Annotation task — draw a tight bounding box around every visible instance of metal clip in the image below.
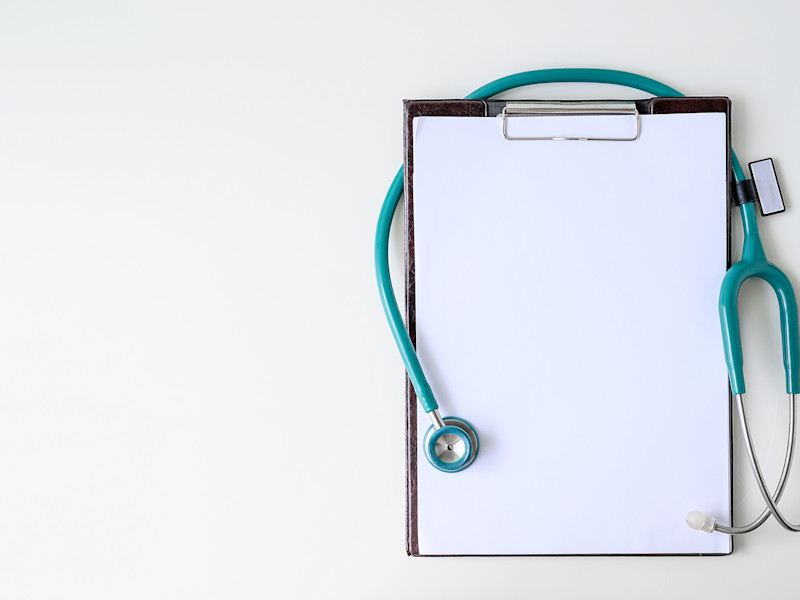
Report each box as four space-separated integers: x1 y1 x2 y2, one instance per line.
500 101 640 141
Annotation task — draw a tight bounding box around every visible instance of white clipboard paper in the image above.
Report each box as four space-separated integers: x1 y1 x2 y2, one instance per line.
404 98 732 556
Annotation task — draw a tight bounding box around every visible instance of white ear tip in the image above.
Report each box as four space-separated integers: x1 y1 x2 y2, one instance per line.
686 510 716 533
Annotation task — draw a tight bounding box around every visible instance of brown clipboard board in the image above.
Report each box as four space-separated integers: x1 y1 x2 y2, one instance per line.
403 96 733 556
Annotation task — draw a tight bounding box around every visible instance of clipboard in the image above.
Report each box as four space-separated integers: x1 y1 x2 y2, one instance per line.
403 97 733 556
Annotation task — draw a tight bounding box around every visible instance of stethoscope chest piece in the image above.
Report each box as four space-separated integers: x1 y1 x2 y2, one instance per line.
423 417 480 473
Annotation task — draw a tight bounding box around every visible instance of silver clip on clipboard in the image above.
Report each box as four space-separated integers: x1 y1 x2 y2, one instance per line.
500 101 640 141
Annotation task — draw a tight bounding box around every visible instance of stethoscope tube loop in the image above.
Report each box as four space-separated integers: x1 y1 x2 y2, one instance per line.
376 68 747 420
736 393 800 532
377 68 797 508
711 393 797 534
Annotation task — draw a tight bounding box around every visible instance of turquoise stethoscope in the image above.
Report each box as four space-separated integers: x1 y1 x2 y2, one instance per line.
375 68 800 534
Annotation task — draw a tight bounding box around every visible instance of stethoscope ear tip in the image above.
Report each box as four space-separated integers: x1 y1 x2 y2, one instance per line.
686 510 716 533
423 417 480 473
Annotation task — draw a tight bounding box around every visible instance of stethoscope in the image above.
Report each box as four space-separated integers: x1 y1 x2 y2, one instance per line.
375 68 800 534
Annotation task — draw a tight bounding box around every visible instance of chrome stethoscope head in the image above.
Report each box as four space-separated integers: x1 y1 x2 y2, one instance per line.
423 411 480 473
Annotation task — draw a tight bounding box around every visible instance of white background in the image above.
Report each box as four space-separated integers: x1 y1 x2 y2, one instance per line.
1 0 799 598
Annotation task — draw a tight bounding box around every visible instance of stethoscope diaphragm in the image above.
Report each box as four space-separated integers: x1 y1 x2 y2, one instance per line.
423 417 480 473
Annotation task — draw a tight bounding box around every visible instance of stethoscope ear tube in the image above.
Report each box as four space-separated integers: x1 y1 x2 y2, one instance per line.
735 393 800 531
689 393 798 534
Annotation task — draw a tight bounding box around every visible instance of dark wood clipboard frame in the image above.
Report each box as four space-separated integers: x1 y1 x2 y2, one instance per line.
403 97 734 557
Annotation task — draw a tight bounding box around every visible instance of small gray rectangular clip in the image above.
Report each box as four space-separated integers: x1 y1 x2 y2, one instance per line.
749 158 785 216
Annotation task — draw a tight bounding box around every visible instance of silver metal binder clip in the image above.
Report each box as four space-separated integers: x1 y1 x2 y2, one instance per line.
500 101 640 141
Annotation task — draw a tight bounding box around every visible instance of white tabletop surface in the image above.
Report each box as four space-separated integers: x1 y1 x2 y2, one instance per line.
1 1 800 598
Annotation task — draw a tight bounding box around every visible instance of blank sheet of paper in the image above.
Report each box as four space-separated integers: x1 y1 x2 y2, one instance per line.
411 113 731 555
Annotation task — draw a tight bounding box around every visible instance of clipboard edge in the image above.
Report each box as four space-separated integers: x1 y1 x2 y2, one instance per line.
403 99 487 556
403 96 734 557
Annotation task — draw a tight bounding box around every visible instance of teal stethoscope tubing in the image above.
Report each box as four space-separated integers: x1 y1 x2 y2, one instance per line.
376 68 800 532
375 67 756 416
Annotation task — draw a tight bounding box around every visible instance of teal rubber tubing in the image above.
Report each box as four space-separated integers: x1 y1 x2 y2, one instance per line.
376 167 439 412
719 202 800 394
376 68 747 413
